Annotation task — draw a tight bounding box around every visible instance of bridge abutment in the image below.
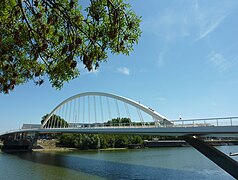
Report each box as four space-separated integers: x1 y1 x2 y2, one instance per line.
1 132 38 152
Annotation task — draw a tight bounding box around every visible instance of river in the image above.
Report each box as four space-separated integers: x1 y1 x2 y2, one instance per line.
0 146 238 180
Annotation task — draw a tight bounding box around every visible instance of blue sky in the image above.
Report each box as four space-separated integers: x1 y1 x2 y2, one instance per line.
1 0 238 133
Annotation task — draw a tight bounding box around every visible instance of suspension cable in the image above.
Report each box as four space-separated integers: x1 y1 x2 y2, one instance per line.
50 113 55 128
46 114 50 128
57 107 62 128
49 114 53 128
60 104 65 128
115 99 120 118
136 108 144 125
139 109 144 124
77 98 80 127
62 103 65 128
65 102 69 128
94 96 97 124
88 96 90 124
124 102 131 120
100 96 104 124
107 97 112 121
47 114 51 128
68 100 73 127
83 96 85 126
55 111 59 128
52 111 56 128
73 99 77 128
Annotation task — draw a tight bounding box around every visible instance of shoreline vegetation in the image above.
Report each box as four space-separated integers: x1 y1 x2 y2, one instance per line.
33 138 238 153
33 147 128 152
34 138 130 152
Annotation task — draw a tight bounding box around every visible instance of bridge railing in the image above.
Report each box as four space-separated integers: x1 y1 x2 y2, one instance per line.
166 117 238 128
9 117 238 132
65 122 158 129
75 117 238 128
41 117 238 129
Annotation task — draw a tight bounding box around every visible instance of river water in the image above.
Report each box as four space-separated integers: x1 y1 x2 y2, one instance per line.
0 146 238 180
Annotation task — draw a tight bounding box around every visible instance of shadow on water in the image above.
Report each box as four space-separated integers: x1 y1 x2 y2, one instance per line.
6 151 221 180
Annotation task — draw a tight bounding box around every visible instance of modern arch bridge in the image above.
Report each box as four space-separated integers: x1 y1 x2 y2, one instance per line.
1 92 238 178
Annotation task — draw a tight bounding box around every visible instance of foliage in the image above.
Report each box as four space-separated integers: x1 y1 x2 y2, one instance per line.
58 133 144 149
41 113 68 128
105 117 155 126
114 135 128 148
0 0 141 93
105 117 131 126
57 133 178 149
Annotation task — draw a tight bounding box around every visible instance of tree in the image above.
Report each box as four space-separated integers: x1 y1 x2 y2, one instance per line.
114 135 128 148
41 113 68 128
57 133 146 149
0 0 141 93
128 135 143 144
105 117 131 126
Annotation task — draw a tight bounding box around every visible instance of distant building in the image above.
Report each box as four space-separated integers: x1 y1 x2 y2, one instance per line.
21 124 41 129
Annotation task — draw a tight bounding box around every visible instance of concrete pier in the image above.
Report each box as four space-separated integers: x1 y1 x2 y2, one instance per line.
1 132 37 152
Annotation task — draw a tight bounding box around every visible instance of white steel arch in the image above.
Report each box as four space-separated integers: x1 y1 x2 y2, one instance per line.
41 92 170 128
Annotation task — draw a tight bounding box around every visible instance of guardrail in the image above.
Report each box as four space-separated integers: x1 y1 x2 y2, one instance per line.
65 122 157 129
168 117 238 128
67 117 238 128
41 117 238 129
2 117 238 135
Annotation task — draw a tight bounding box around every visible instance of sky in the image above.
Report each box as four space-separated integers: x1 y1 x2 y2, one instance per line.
1 0 238 133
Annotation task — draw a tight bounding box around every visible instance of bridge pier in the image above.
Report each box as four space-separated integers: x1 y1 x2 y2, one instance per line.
183 136 238 179
1 132 38 153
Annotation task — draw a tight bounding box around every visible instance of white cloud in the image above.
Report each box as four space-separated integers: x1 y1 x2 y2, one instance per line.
142 0 238 71
117 67 130 75
142 8 189 42
143 0 237 42
208 51 235 72
194 1 233 41
196 16 226 41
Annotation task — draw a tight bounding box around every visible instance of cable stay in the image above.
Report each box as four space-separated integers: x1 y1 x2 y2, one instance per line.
100 96 104 124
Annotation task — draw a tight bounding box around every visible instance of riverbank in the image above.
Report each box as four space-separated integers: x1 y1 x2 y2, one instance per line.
31 139 238 152
33 140 127 152
33 147 77 152
33 139 76 152
33 146 127 152
99 148 127 151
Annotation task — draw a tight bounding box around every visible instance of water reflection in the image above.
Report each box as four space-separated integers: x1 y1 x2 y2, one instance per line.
11 151 228 180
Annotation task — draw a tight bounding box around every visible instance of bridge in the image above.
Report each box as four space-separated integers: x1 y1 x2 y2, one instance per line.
1 92 238 178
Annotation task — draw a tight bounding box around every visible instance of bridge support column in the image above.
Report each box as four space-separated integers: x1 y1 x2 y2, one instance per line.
1 132 34 153
32 133 39 146
183 136 238 179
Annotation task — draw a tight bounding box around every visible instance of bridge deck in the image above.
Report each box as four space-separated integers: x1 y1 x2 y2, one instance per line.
2 125 238 137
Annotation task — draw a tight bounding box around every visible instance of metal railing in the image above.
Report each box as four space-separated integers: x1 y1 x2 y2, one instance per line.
5 117 238 133
167 116 238 128
42 117 238 129
45 122 158 129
